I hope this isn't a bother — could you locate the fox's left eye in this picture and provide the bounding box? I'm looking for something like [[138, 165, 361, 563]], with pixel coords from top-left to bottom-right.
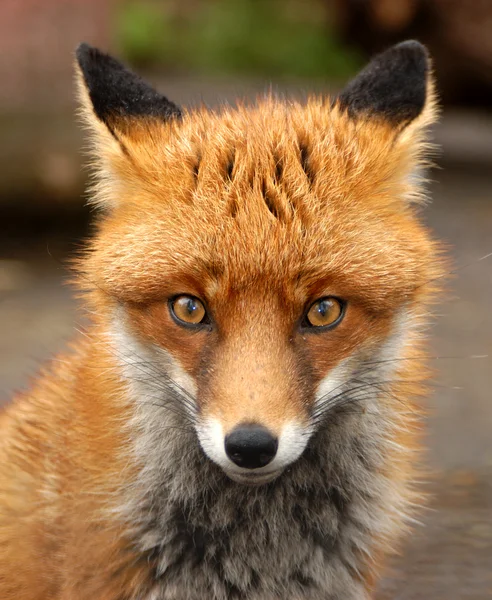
[[304, 297, 345, 329], [170, 295, 208, 327]]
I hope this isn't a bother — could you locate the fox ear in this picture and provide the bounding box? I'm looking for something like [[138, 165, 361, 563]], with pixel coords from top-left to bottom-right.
[[75, 44, 182, 209], [75, 43, 181, 141], [338, 40, 434, 131]]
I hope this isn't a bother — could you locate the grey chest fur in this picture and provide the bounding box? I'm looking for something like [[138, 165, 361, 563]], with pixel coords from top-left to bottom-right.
[[130, 422, 383, 600]]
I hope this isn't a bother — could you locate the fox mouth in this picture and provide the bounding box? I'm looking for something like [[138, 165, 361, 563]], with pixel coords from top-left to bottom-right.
[[225, 469, 283, 486]]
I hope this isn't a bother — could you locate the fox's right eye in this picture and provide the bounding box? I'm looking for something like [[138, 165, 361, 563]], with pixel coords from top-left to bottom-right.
[[170, 295, 208, 327], [304, 297, 345, 329]]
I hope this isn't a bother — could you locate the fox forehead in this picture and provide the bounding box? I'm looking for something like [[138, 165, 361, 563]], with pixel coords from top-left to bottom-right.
[[109, 96, 411, 211], [85, 97, 435, 309]]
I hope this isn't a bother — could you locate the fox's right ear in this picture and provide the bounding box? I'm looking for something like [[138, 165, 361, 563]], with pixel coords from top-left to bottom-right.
[[75, 44, 182, 208], [75, 43, 181, 150]]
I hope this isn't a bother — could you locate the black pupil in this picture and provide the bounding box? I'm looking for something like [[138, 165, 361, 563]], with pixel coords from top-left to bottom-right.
[[317, 300, 332, 316], [186, 299, 198, 316]]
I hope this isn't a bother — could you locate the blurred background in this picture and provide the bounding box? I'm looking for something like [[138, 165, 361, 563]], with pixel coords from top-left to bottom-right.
[[0, 1, 491, 597]]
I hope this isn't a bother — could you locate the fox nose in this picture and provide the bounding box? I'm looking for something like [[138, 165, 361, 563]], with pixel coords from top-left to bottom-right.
[[225, 424, 278, 469]]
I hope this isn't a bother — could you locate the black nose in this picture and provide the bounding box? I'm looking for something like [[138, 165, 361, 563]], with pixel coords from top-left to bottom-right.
[[225, 424, 278, 469]]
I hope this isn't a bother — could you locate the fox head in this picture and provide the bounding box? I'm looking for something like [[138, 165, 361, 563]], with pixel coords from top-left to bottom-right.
[[75, 42, 442, 486]]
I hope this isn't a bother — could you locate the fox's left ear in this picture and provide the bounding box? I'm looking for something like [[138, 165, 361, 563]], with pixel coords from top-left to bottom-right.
[[337, 40, 436, 136], [75, 43, 181, 148]]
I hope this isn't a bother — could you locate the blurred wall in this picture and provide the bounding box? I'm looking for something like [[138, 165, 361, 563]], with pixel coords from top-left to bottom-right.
[[329, 0, 492, 106], [0, 0, 113, 207], [1, 0, 112, 112]]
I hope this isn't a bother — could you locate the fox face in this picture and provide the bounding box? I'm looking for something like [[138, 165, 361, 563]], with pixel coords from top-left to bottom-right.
[[76, 43, 441, 488]]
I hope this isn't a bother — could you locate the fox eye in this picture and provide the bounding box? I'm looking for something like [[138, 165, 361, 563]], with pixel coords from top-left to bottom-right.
[[304, 297, 344, 329], [170, 295, 207, 327]]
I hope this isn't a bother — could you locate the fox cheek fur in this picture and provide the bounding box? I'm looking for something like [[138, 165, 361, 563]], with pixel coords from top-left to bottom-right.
[[0, 41, 444, 599]]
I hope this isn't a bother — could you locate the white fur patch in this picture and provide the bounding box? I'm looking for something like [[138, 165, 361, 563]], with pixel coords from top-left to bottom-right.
[[197, 417, 311, 481], [314, 309, 414, 410], [377, 309, 415, 379], [108, 308, 197, 408], [315, 359, 353, 405]]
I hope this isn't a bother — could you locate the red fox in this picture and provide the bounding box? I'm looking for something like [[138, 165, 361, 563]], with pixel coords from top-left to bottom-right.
[[0, 41, 443, 599]]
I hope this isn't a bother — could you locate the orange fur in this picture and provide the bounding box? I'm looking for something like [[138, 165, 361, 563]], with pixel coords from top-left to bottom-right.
[[0, 55, 444, 599]]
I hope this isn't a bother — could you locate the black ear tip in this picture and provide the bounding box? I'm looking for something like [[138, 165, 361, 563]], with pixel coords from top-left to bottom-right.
[[393, 40, 429, 56], [387, 40, 430, 70], [76, 42, 91, 56], [75, 43, 123, 76], [338, 39, 431, 126], [75, 42, 97, 68], [74, 42, 182, 126], [370, 40, 429, 79]]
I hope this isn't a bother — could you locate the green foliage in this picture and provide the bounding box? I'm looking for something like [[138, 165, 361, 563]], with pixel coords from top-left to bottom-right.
[[115, 0, 361, 80]]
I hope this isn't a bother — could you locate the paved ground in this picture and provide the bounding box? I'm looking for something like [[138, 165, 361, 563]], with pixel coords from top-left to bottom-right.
[[1, 167, 491, 595]]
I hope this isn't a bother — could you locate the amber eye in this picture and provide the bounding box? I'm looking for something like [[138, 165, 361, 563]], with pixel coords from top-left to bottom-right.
[[170, 295, 207, 326], [305, 297, 344, 329]]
